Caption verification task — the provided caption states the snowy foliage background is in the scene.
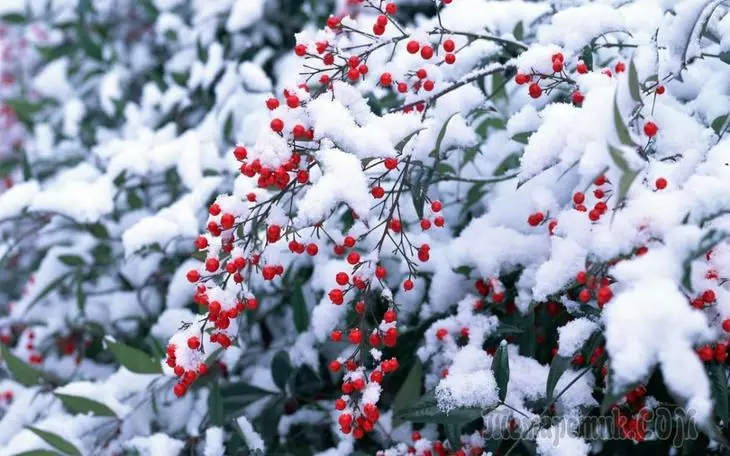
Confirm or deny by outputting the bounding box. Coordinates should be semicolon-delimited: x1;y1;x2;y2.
2;0;730;455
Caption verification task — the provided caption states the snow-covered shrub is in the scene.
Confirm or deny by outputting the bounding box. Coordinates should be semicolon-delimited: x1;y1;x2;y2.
4;0;730;454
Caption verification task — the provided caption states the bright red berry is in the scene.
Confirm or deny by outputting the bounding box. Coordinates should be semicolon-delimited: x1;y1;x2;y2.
643;121;658;137
385;2;397;14
380;72;392;86
406;41;419;54
528;83;542;99
271;118;284;132
443;39;455;52
655;177;667;190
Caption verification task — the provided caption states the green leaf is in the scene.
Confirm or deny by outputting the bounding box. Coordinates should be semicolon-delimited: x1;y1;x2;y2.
0;344;44;387
493;323;523;337
434;163;456;175
708;364;729;422
36;43;74;62
171;72;189;87
410;168;427;220
444;422;462;449
392;360;422;427
396;390;486;424
627;59;642;104
209;380;224;426
612;94;635;147
85;223;109;239
75;275;86;313
76;22;103;61
291;286;309;333
105;337;162;374
433;113;459;158
492;342;510;402
462;182;487;214
452;266;472;278
126;190;143;210
711;115;728;136
223;112;234;142
58;255;85;267
494;152;521;176
511;132;531;145
271;351;293;391
608;145;630;172
395;128;424;153
13;451;62;456
1;13;26;24
26;427;82;456
546;355;571;404
55;393;117;418
512;21;524;41
580;46;593;72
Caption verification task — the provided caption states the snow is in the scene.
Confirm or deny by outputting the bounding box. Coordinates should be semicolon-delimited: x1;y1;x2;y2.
126;433;186;456
557;318;599;357
236;415;266;452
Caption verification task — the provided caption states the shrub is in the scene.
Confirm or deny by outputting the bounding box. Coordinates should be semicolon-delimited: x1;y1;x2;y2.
3;0;730;455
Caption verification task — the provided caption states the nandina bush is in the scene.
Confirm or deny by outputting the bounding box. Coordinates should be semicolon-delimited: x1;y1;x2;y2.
3;0;730;455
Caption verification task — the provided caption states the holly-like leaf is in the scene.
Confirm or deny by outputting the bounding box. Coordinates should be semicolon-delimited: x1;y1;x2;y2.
104;337;162;374
708;364;729;423
291;286;309;333
492;342;510;402
209;380;225;426
511;132;531;144
26;427;82;456
58;255;85;267
396;390;486;424
271;351;293;391
546;355;571;404
711;115;728;136
0;344;44;387
612;94;635;147
55;393;117;418
628;58;642;104
392;360;422;426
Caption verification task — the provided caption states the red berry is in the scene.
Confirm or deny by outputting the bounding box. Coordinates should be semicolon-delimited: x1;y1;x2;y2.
187;269;200;283
329;360;341;372
205;258;219;272
406;40;419;54
209;203;221;216
576;62;588;74
287;95;300;108
552;60;563;73
271;118;284;132
267;225;281;243
347;68;360;81
233;146;247;160
294;44;307;56
444;53;456;64
515;73;529;85
327;16;340;29
527;212;544;226
173;383;186;397
423;80;435;91
403;279;414;291
573;192;585;205
431;200;442;212
266;98;280;110
329;289;344;305
343;235;356;248
335;398;346;410
331;330;342;341
371;186;385;198
385;2;397;14
187;337;200;349
336;272;349;286
348;328;362;344
434;216;444;227
436;328;448;340
384;308;396;322
528;83;542;99
416;68;427;79
376;14;388;27
578;288;591;302
723;319;730;332
703;289;716;303
656;85;665;95
420;218;431;230
389;219;401;232
380;72;392;86
655;177;667;190
384;157;398;169
220;213;235;229
420;45;434;60
571;90;584;105
347;251;360;265
643;121;658;137
615;61;626;73
443;39;455;52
